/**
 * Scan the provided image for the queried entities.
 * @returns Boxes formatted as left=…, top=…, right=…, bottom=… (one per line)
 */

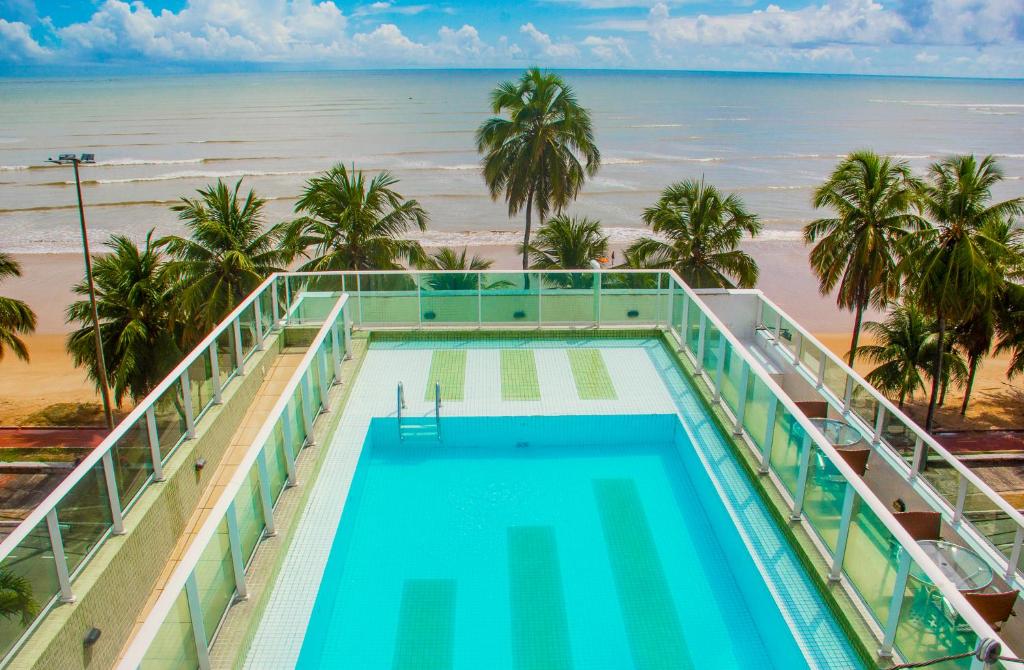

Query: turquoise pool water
left=296, top=413, right=818, bottom=669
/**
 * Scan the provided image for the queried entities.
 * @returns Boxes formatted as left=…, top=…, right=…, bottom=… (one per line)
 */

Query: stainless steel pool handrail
left=117, top=292, right=351, bottom=670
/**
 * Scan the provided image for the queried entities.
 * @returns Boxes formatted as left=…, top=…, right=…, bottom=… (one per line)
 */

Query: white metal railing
left=755, top=292, right=1024, bottom=590
left=117, top=292, right=351, bottom=670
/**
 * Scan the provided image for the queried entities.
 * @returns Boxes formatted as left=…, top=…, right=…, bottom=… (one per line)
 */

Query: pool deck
left=243, top=336, right=861, bottom=669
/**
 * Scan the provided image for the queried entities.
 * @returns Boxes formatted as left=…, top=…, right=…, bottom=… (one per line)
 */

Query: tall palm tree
left=419, top=247, right=494, bottom=291
left=159, top=179, right=288, bottom=335
left=996, top=281, right=1024, bottom=380
left=66, top=232, right=180, bottom=406
left=0, top=253, right=36, bottom=362
left=627, top=179, right=762, bottom=288
left=855, top=305, right=966, bottom=409
left=477, top=68, right=601, bottom=269
left=902, top=155, right=1024, bottom=432
left=955, top=219, right=1024, bottom=415
left=284, top=164, right=428, bottom=271
left=525, top=214, right=609, bottom=270
left=804, top=151, right=924, bottom=367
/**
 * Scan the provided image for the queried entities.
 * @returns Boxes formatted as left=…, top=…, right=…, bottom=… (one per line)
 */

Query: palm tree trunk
left=522, top=189, right=534, bottom=271
left=925, top=313, right=945, bottom=433
left=960, top=354, right=980, bottom=416
left=848, top=298, right=865, bottom=367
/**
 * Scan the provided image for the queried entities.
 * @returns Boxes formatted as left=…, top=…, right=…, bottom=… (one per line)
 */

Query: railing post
left=879, top=549, right=912, bottom=657
left=1006, top=527, right=1023, bottom=581
left=829, top=484, right=857, bottom=581
left=760, top=396, right=778, bottom=474
left=184, top=573, right=212, bottom=670
left=146, top=406, right=164, bottom=482
left=955, top=475, right=969, bottom=524
left=417, top=275, right=422, bottom=327
left=343, top=303, right=353, bottom=359
left=271, top=279, right=281, bottom=326
left=254, top=302, right=265, bottom=351
left=790, top=432, right=813, bottom=520
left=209, top=343, right=222, bottom=405
left=101, top=451, right=125, bottom=535
left=255, top=451, right=277, bottom=536
left=791, top=331, right=802, bottom=364
left=181, top=371, right=196, bottom=439
left=225, top=503, right=249, bottom=600
left=873, top=406, right=886, bottom=445
left=842, top=376, right=854, bottom=414
left=46, top=509, right=75, bottom=603
left=713, top=336, right=727, bottom=402
left=680, top=296, right=689, bottom=352
left=910, top=437, right=925, bottom=479
left=330, top=323, right=343, bottom=381
left=356, top=273, right=363, bottom=324
left=774, top=312, right=782, bottom=342
left=284, top=277, right=292, bottom=325
left=232, top=317, right=245, bottom=376
left=593, top=272, right=601, bottom=326
left=816, top=355, right=826, bottom=388
left=477, top=273, right=483, bottom=327
left=301, top=376, right=316, bottom=446
left=280, top=409, right=298, bottom=487
left=696, top=314, right=707, bottom=374
left=754, top=297, right=764, bottom=331
left=317, top=349, right=330, bottom=409
left=733, top=364, right=749, bottom=436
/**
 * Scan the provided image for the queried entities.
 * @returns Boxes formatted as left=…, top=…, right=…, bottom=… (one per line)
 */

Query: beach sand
left=0, top=249, right=1018, bottom=430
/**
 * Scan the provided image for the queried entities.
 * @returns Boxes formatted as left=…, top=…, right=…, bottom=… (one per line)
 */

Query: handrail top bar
left=0, top=273, right=279, bottom=558
left=117, top=292, right=350, bottom=670
left=281, top=269, right=667, bottom=276
left=667, top=272, right=1008, bottom=650
left=756, top=291, right=1024, bottom=530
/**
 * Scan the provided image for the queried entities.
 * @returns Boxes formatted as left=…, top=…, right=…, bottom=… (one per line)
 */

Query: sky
left=1, top=0, right=1023, bottom=78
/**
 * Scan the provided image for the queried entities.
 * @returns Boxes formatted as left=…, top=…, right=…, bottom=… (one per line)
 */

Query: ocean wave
left=870, top=99, right=1024, bottom=109
left=626, top=123, right=684, bottom=129
left=996, top=154, right=1024, bottom=159
left=763, top=185, right=814, bottom=191
left=706, top=117, right=751, bottom=122
left=0, top=165, right=29, bottom=172
left=43, top=169, right=317, bottom=186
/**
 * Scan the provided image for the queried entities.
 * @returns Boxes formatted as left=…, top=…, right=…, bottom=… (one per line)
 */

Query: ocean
left=0, top=70, right=1022, bottom=255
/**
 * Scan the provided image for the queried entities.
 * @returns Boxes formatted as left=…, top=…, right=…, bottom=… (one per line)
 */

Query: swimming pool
left=296, top=413, right=814, bottom=669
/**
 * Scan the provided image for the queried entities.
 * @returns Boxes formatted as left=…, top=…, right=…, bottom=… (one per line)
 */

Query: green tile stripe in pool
left=567, top=349, right=616, bottom=400
left=392, top=579, right=456, bottom=670
left=508, top=526, right=573, bottom=670
left=594, top=478, right=693, bottom=670
left=425, top=350, right=466, bottom=401
left=501, top=350, right=541, bottom=401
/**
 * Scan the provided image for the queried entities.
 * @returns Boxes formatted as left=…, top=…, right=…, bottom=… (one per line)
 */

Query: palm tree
left=902, top=155, right=1024, bottom=432
left=159, top=179, right=288, bottom=335
left=419, top=247, right=494, bottom=291
left=0, top=253, right=36, bottom=362
left=477, top=68, right=601, bottom=269
left=0, top=569, right=37, bottom=625
left=955, top=220, right=1024, bottom=415
left=996, top=281, right=1024, bottom=380
left=627, top=179, right=762, bottom=288
left=804, top=151, right=924, bottom=367
left=855, top=305, right=966, bottom=409
left=66, top=232, right=180, bottom=406
left=525, top=214, right=609, bottom=270
left=284, top=164, right=428, bottom=271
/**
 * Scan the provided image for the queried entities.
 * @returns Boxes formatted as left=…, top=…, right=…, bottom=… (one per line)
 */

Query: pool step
left=399, top=418, right=441, bottom=441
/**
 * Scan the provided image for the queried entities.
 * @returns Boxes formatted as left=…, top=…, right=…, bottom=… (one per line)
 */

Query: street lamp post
left=46, top=153, right=115, bottom=431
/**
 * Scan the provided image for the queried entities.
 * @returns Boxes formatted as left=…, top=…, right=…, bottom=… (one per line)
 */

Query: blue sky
left=2, top=0, right=1023, bottom=77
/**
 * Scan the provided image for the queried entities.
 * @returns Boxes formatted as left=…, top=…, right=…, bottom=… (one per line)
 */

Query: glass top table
left=908, top=540, right=994, bottom=591
left=809, top=417, right=862, bottom=448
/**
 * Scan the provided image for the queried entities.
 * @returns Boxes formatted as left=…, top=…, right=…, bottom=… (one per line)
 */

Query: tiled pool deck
left=244, top=336, right=862, bottom=669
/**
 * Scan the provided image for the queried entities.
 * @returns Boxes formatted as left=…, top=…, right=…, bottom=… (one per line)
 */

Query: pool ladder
left=397, top=381, right=441, bottom=441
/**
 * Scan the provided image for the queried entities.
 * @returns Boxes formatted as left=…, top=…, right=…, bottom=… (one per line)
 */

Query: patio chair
left=837, top=448, right=870, bottom=477
left=964, top=590, right=1019, bottom=631
left=893, top=511, right=942, bottom=541
left=795, top=401, right=828, bottom=418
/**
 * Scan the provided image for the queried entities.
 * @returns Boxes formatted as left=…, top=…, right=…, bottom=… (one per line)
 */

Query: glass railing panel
left=701, top=321, right=721, bottom=375
left=670, top=281, right=685, bottom=338
left=757, top=299, right=779, bottom=336
left=259, top=285, right=275, bottom=334
left=289, top=392, right=306, bottom=450
left=188, top=351, right=215, bottom=419
left=893, top=558, right=978, bottom=668
left=719, top=344, right=744, bottom=415
left=301, top=274, right=344, bottom=293
left=0, top=519, right=60, bottom=659
left=801, top=453, right=847, bottom=552
left=238, top=305, right=257, bottom=358
left=822, top=358, right=848, bottom=403
left=799, top=337, right=821, bottom=375
left=843, top=501, right=899, bottom=626
left=355, top=273, right=418, bottom=325
left=153, top=383, right=187, bottom=459
left=849, top=383, right=880, bottom=431
left=539, top=273, right=595, bottom=325
left=880, top=410, right=917, bottom=466
left=742, top=376, right=772, bottom=453
left=961, top=479, right=1017, bottom=560
left=263, top=424, right=289, bottom=505
left=600, top=272, right=659, bottom=325
left=777, top=315, right=798, bottom=357
left=56, top=461, right=114, bottom=574
left=140, top=588, right=199, bottom=669
left=419, top=274, right=477, bottom=324
left=917, top=447, right=961, bottom=511
left=480, top=273, right=539, bottom=324
left=309, top=360, right=322, bottom=413
left=215, top=329, right=236, bottom=388
left=769, top=407, right=804, bottom=497
left=235, top=466, right=265, bottom=563
left=194, top=519, right=235, bottom=639
left=112, top=418, right=154, bottom=509
left=685, top=297, right=701, bottom=354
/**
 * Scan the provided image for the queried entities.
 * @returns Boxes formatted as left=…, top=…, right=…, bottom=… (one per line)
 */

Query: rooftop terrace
left=0, top=270, right=1020, bottom=669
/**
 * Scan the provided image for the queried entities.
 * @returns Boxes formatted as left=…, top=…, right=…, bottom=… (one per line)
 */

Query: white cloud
left=353, top=2, right=431, bottom=17
left=583, top=35, right=632, bottom=62
left=519, top=22, right=579, bottom=59
left=0, top=18, right=51, bottom=61
left=915, top=50, right=939, bottom=63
